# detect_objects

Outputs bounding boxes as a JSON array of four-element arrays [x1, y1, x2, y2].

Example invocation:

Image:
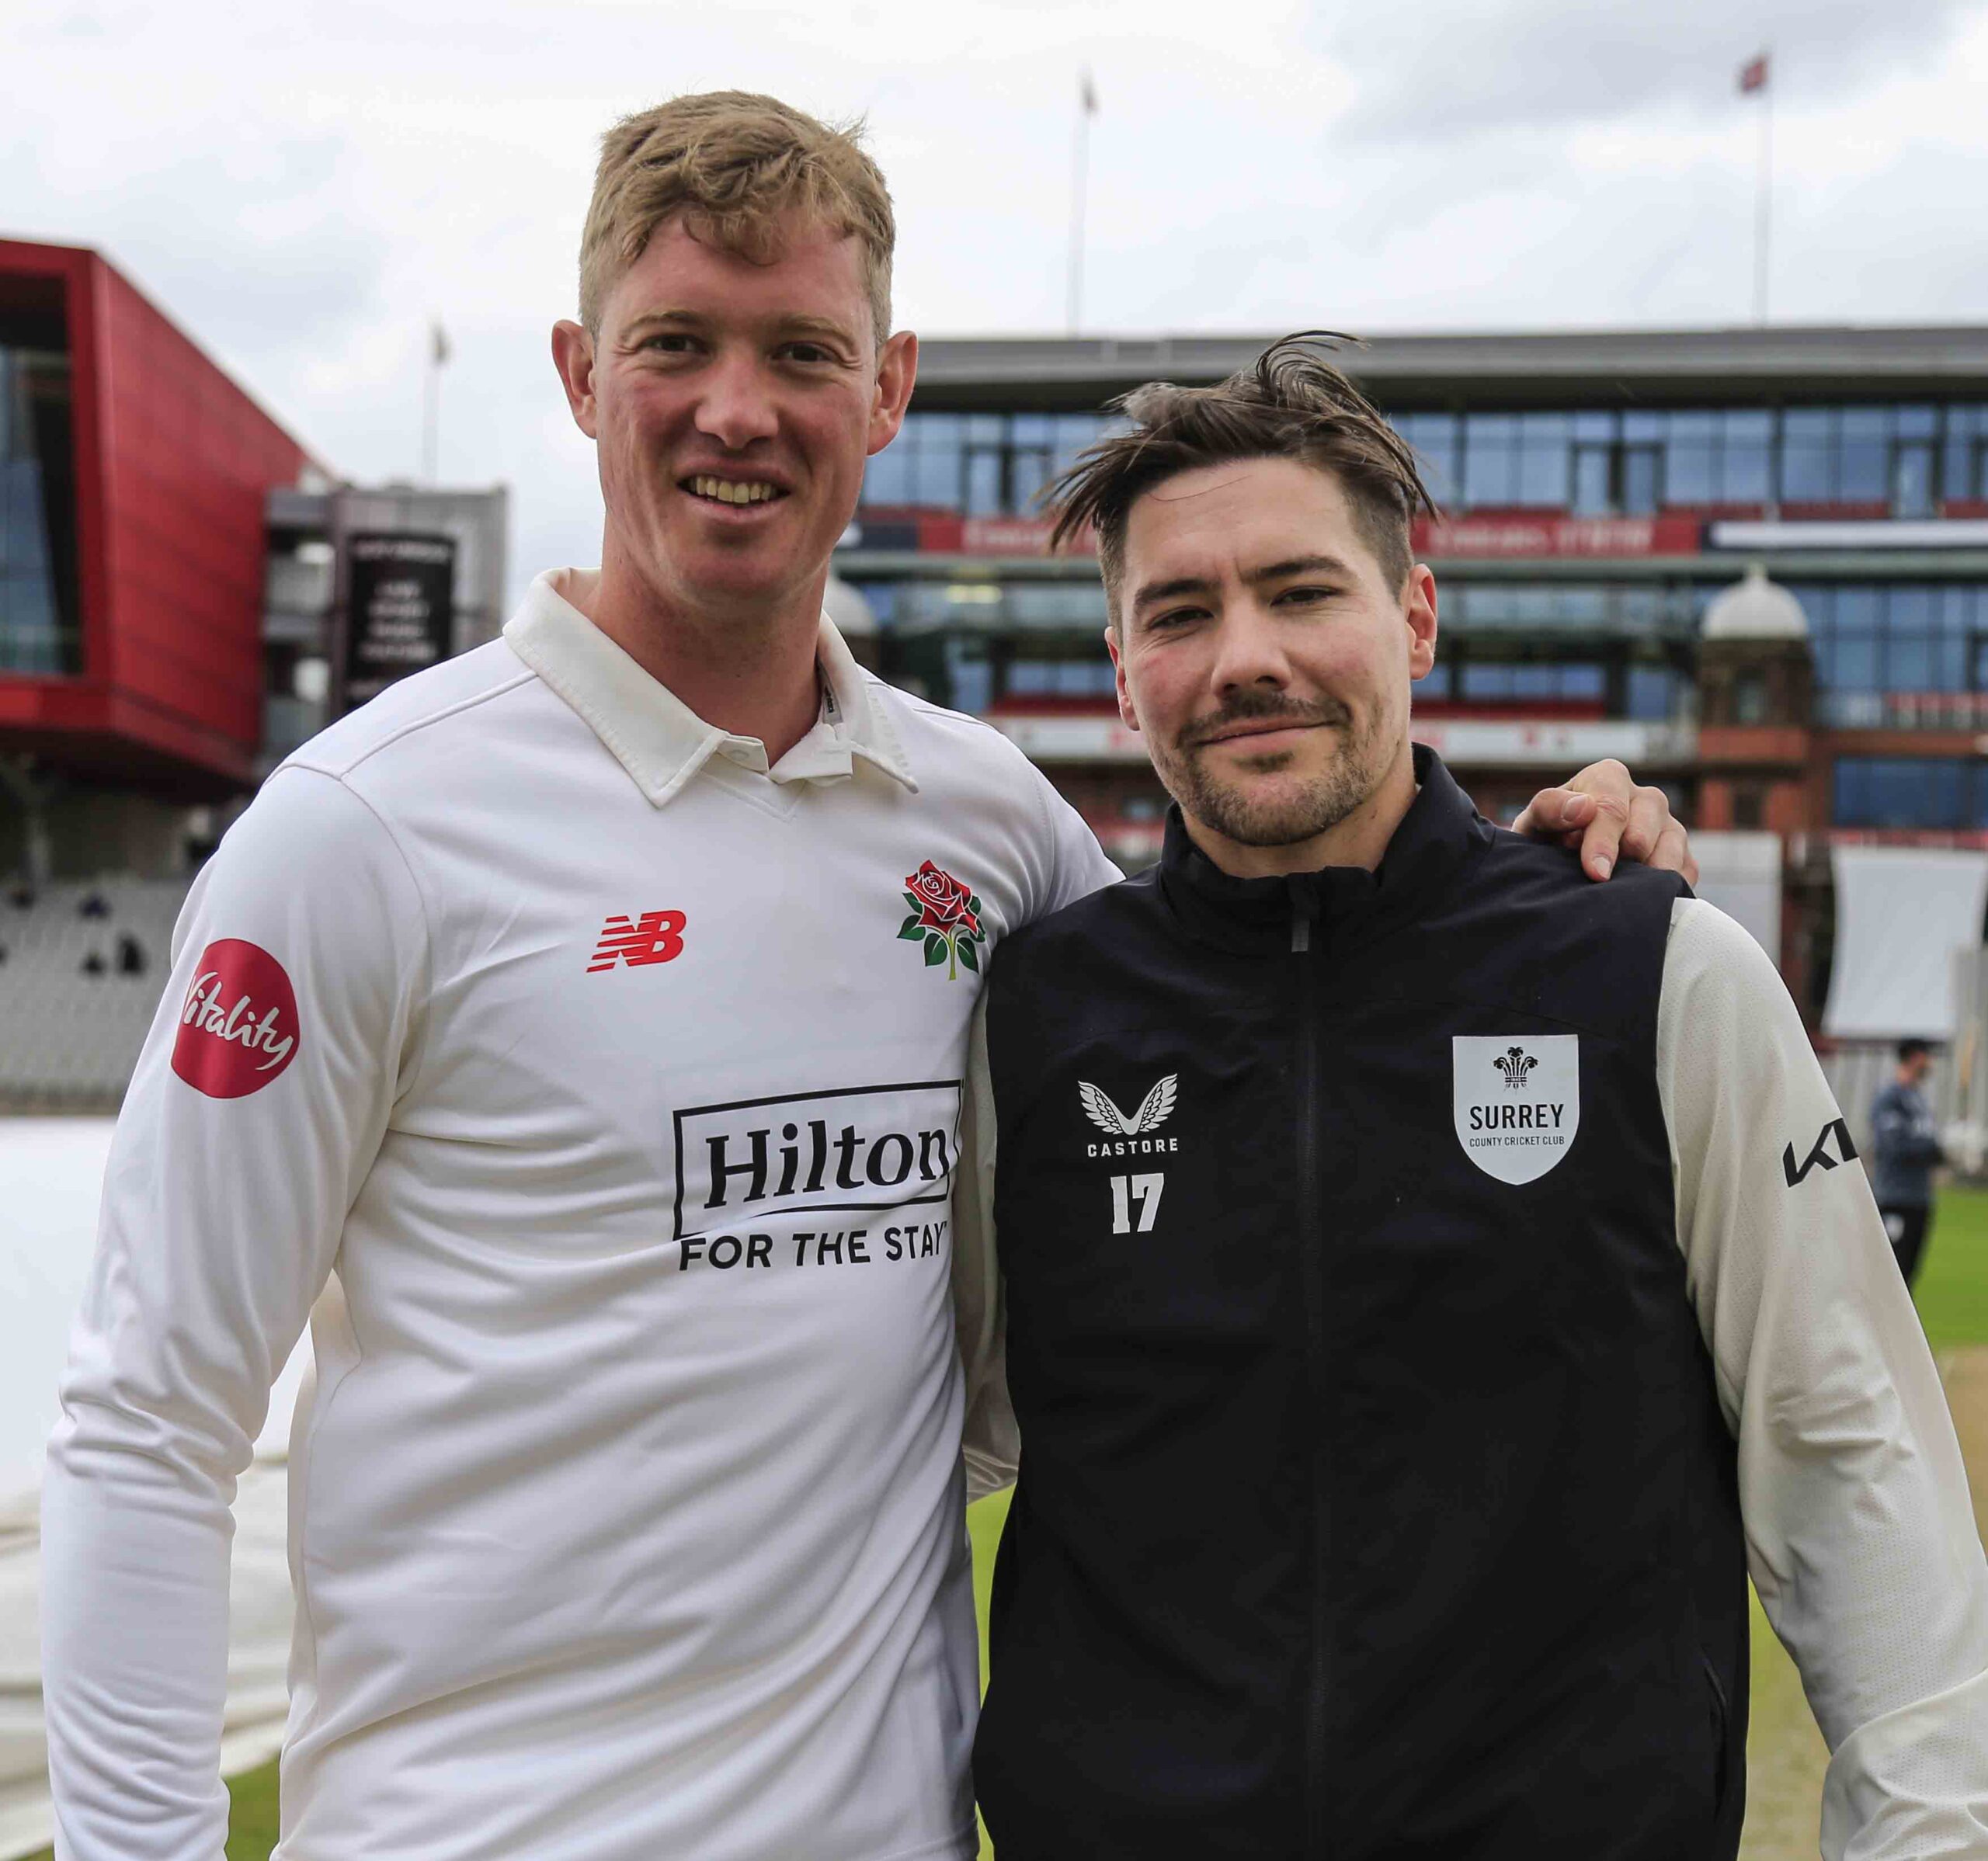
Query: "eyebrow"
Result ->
[[619, 308, 860, 348], [1129, 554, 1357, 616]]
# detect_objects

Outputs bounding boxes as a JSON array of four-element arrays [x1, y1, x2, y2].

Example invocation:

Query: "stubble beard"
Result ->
[[1155, 693, 1393, 849]]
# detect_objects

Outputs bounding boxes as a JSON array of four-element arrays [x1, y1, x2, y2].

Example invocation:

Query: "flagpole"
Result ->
[[422, 321, 448, 484], [1753, 61, 1773, 325], [1068, 74, 1093, 335]]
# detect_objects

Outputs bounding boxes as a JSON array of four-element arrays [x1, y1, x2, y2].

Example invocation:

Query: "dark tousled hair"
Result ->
[[1046, 332, 1438, 624]]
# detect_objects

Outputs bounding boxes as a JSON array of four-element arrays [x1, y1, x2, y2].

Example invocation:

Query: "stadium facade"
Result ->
[[0, 239, 506, 1109], [838, 327, 1988, 1021]]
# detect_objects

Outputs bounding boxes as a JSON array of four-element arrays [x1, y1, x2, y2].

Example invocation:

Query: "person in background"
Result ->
[[1872, 1036, 1947, 1285]]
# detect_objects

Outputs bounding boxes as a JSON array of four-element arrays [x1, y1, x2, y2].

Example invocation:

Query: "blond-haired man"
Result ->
[[42, 97, 1687, 1861]]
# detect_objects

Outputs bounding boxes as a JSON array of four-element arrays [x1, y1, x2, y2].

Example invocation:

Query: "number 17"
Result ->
[[1109, 1172, 1166, 1234]]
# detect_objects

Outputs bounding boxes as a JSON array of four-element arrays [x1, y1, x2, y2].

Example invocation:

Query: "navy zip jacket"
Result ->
[[971, 748, 1748, 1859]]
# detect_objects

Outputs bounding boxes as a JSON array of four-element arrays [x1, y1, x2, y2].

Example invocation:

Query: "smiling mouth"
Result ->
[[681, 474, 788, 508]]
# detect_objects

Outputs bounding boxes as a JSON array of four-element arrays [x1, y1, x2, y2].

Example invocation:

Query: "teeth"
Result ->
[[690, 476, 780, 505]]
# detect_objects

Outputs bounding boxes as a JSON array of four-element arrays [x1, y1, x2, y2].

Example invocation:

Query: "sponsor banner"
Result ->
[[1409, 719, 1695, 768], [673, 1079, 962, 1238], [1413, 514, 1701, 559], [1453, 1035, 1580, 1184], [341, 532, 456, 711], [989, 712, 1149, 763]]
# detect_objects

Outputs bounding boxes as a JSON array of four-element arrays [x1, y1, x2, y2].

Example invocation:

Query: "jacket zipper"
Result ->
[[1292, 909, 1329, 1856]]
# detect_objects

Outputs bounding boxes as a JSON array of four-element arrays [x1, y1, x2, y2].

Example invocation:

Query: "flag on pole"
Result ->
[[1738, 52, 1768, 94], [431, 321, 452, 367], [1079, 68, 1098, 115]]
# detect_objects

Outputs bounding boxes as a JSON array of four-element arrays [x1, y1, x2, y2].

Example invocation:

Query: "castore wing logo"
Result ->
[[1080, 1075, 1181, 1158]]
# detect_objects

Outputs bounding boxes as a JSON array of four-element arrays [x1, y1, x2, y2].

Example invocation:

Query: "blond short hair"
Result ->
[[579, 91, 896, 345]]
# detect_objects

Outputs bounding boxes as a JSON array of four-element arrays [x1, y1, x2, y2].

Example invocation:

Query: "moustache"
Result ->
[[1184, 695, 1351, 749]]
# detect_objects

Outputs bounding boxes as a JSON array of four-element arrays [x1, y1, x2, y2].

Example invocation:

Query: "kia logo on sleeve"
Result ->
[[172, 939, 302, 1098]]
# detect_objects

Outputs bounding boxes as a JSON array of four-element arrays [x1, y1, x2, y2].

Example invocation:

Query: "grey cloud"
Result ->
[[1316, 0, 1983, 143]]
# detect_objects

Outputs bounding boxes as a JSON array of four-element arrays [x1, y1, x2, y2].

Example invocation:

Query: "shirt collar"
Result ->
[[502, 568, 917, 807]]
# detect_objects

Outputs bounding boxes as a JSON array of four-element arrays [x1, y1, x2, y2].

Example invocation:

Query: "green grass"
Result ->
[[32, 1191, 1988, 1861]]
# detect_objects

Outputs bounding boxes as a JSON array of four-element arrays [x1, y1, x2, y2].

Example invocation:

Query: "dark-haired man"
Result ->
[[955, 339, 1988, 1859], [1872, 1037, 1947, 1285]]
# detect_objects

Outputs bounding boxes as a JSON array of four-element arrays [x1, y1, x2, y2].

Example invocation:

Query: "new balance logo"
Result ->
[[587, 910, 687, 972], [1782, 1118, 1859, 1187]]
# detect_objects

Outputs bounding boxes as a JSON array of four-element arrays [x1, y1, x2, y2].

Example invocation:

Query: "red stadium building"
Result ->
[[0, 239, 312, 799]]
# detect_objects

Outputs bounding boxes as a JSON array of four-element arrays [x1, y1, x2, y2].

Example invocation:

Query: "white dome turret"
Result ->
[[1702, 564, 1809, 642], [823, 574, 878, 639]]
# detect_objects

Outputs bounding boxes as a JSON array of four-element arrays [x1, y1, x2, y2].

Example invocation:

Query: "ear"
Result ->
[[1106, 622, 1141, 734], [1403, 563, 1438, 681], [867, 329, 919, 457], [551, 321, 599, 440]]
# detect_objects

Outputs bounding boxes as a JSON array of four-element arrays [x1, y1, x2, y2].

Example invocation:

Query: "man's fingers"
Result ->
[[1618, 786, 1671, 865], [1512, 788, 1595, 840], [1651, 820, 1699, 885], [1571, 792, 1631, 880]]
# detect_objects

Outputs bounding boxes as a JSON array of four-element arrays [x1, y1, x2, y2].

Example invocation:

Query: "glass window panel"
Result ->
[[1893, 443, 1936, 517], [1417, 661, 1452, 700], [1572, 446, 1611, 516], [964, 452, 1002, 516], [1840, 406, 1890, 443], [1722, 410, 1773, 502], [1573, 410, 1616, 441], [1670, 411, 1717, 444], [1010, 450, 1054, 514], [1840, 429, 1888, 498], [1781, 408, 1834, 500], [1462, 662, 1514, 699], [911, 439, 961, 507], [1935, 634, 1969, 692], [1945, 439, 1976, 501], [1833, 631, 1879, 689], [965, 414, 1005, 444], [1053, 414, 1103, 467], [1623, 411, 1665, 443], [1834, 586, 1877, 630], [1621, 447, 1660, 515], [1896, 404, 1938, 439], [861, 441, 914, 506], [1889, 634, 1934, 690], [1667, 433, 1717, 504], [1889, 587, 1934, 634], [1517, 432, 1568, 506], [1561, 663, 1606, 700], [1463, 415, 1518, 505], [1938, 585, 1977, 634], [1011, 413, 1056, 445], [1627, 665, 1676, 720]]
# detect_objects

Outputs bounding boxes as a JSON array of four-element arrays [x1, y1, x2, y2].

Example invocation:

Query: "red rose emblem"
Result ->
[[171, 939, 302, 1099], [897, 862, 987, 979]]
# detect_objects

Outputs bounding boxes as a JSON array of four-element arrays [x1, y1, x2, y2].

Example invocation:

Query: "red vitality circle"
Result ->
[[172, 939, 303, 1099]]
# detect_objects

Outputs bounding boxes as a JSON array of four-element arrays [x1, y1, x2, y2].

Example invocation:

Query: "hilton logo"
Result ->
[[673, 1080, 961, 1238], [1453, 1036, 1580, 1184]]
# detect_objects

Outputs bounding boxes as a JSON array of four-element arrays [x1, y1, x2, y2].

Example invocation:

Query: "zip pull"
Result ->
[[1291, 915, 1311, 954]]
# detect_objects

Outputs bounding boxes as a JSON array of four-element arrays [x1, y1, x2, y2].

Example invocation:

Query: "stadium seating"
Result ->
[[0, 879, 187, 1110]]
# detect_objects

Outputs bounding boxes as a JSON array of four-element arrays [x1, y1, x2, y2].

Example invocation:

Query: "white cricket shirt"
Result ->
[[40, 568, 1116, 1861]]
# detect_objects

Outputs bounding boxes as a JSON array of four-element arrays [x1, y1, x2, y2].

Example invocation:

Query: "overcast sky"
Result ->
[[6, 0, 1986, 602]]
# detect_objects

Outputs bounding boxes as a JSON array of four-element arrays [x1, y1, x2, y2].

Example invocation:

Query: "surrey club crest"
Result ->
[[1452, 1035, 1579, 1184]]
